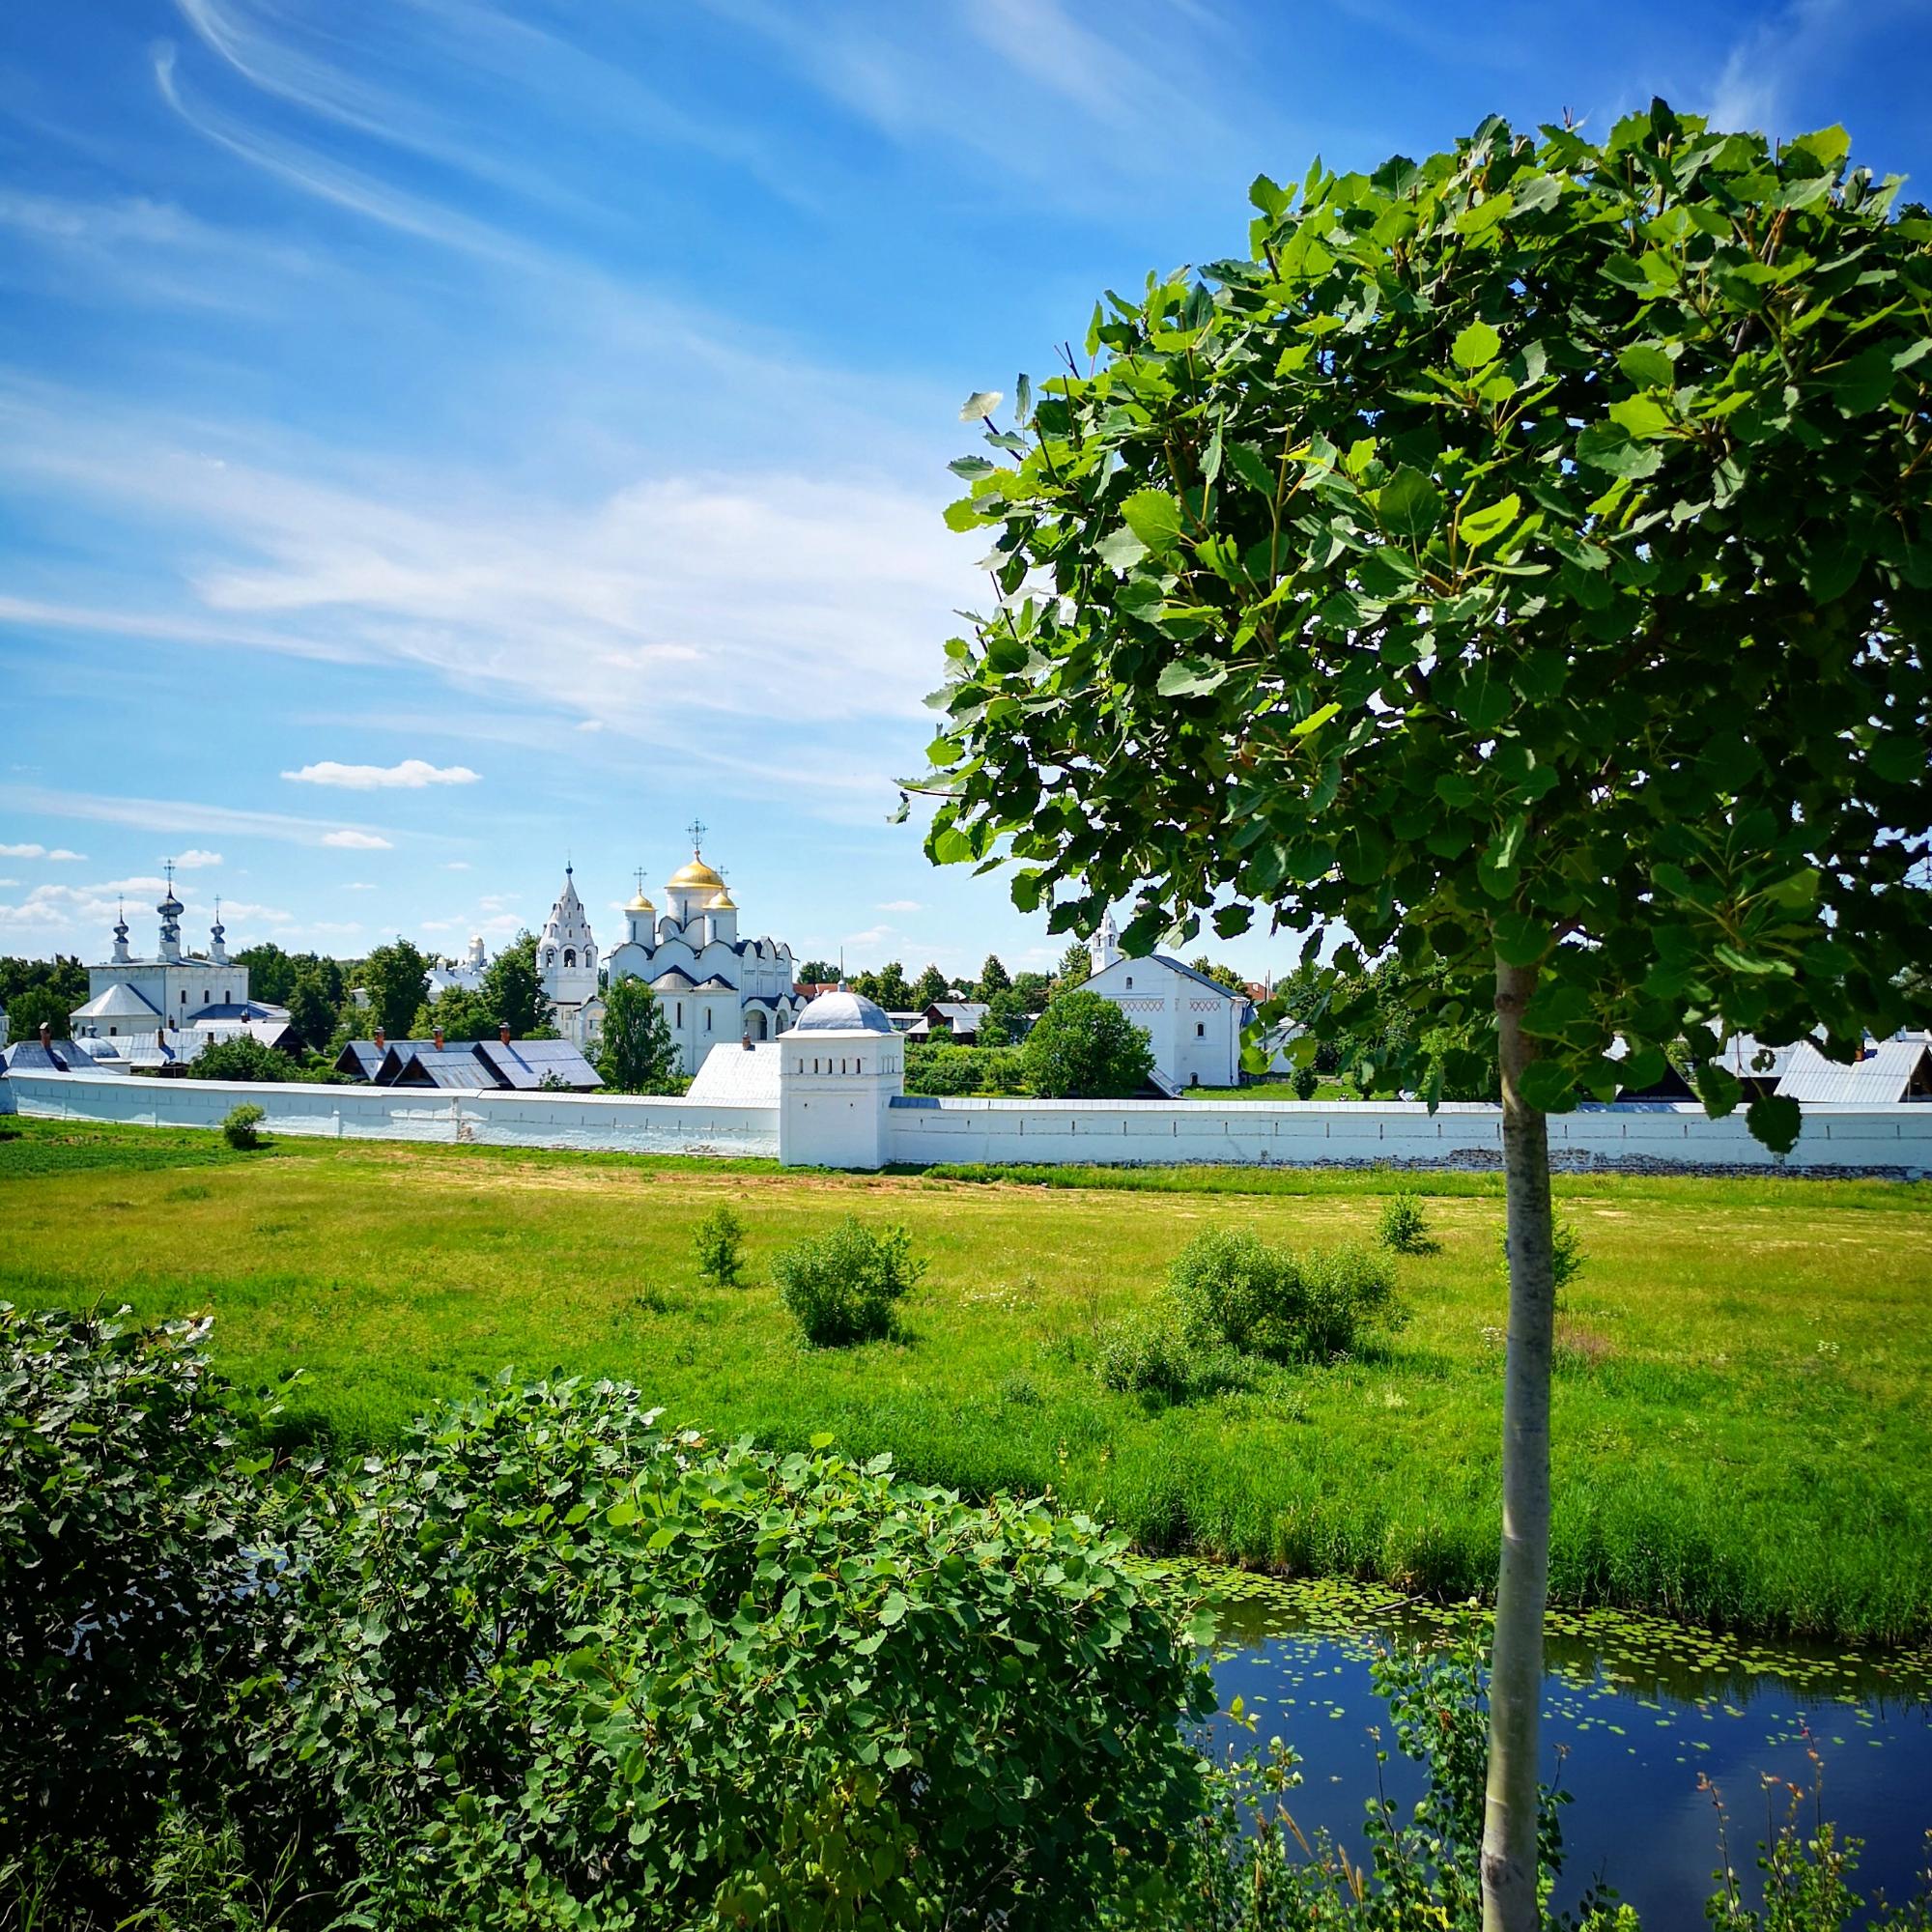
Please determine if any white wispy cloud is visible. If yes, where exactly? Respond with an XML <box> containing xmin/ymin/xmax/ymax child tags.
<box><xmin>442</xmin><ymin>861</ymin><xmax>472</xmax><ymax>870</ymax></box>
<box><xmin>322</xmin><ymin>829</ymin><xmax>393</xmax><ymax>849</ymax></box>
<box><xmin>877</xmin><ymin>898</ymin><xmax>923</xmax><ymax>912</ymax></box>
<box><xmin>173</xmin><ymin>847</ymin><xmax>223</xmax><ymax>867</ymax></box>
<box><xmin>0</xmin><ymin>841</ymin><xmax>89</xmax><ymax>861</ymax></box>
<box><xmin>284</xmin><ymin>759</ymin><xmax>481</xmax><ymax>790</ymax></box>
<box><xmin>0</xmin><ymin>783</ymin><xmax>396</xmax><ymax>849</ymax></box>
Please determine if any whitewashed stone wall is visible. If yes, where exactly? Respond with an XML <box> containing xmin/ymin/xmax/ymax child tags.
<box><xmin>5</xmin><ymin>1071</ymin><xmax>1927</xmax><ymax>1176</ymax></box>
<box><xmin>2</xmin><ymin>1072</ymin><xmax>777</xmax><ymax>1159</ymax></box>
<box><xmin>882</xmin><ymin>1095</ymin><xmax>1932</xmax><ymax>1176</ymax></box>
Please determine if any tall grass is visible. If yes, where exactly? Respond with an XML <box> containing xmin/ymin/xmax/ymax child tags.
<box><xmin>2</xmin><ymin>1119</ymin><xmax>1927</xmax><ymax>1641</ymax></box>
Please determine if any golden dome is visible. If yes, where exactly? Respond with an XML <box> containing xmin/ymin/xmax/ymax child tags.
<box><xmin>627</xmin><ymin>890</ymin><xmax>655</xmax><ymax>913</ymax></box>
<box><xmin>706</xmin><ymin>887</ymin><xmax>737</xmax><ymax>911</ymax></box>
<box><xmin>668</xmin><ymin>858</ymin><xmax>724</xmax><ymax>891</ymax></box>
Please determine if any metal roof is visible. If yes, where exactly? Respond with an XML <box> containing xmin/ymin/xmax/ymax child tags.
<box><xmin>71</xmin><ymin>981</ymin><xmax>164</xmax><ymax>1020</ymax></box>
<box><xmin>1776</xmin><ymin>1037</ymin><xmax>1932</xmax><ymax>1105</ymax></box>
<box><xmin>687</xmin><ymin>1038</ymin><xmax>782</xmax><ymax>1104</ymax></box>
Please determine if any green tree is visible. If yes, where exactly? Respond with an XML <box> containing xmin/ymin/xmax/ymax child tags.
<box><xmin>918</xmin><ymin>106</ymin><xmax>1931</xmax><ymax>1929</ymax></box>
<box><xmin>5</xmin><ymin>983</ymin><xmax>73</xmax><ymax>1043</ymax></box>
<box><xmin>410</xmin><ymin>985</ymin><xmax>499</xmax><ymax>1043</ymax></box>
<box><xmin>975</xmin><ymin>952</ymin><xmax>1012</xmax><ymax>1002</ymax></box>
<box><xmin>982</xmin><ymin>983</ymin><xmax>1037</xmax><ymax>1045</ymax></box>
<box><xmin>481</xmin><ymin>932</ymin><xmax>556</xmax><ymax>1039</ymax></box>
<box><xmin>185</xmin><ymin>1035</ymin><xmax>299</xmax><ymax>1082</ymax></box>
<box><xmin>1188</xmin><ymin>955</ymin><xmax>1249</xmax><ymax>994</ymax></box>
<box><xmin>1019</xmin><ymin>990</ymin><xmax>1155</xmax><ymax>1097</ymax></box>
<box><xmin>358</xmin><ymin>938</ymin><xmax>430</xmax><ymax>1042</ymax></box>
<box><xmin>232</xmin><ymin>942</ymin><xmax>295</xmax><ymax>1008</ymax></box>
<box><xmin>794</xmin><ymin>958</ymin><xmax>838</xmax><ymax>985</ymax></box>
<box><xmin>285</xmin><ymin>968</ymin><xmax>341</xmax><ymax>1055</ymax></box>
<box><xmin>595</xmin><ymin>974</ymin><xmax>682</xmax><ymax>1094</ymax></box>
<box><xmin>1052</xmin><ymin>940</ymin><xmax>1091</xmax><ymax>994</ymax></box>
<box><xmin>852</xmin><ymin>960</ymin><xmax>914</xmax><ymax>1010</ymax></box>
<box><xmin>912</xmin><ymin>962</ymin><xmax>950</xmax><ymax>1007</ymax></box>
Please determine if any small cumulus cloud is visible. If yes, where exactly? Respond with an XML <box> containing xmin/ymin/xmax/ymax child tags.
<box><xmin>0</xmin><ymin>842</ymin><xmax>87</xmax><ymax>860</ymax></box>
<box><xmin>344</xmin><ymin>881</ymin><xmax>376</xmax><ymax>891</ymax></box>
<box><xmin>442</xmin><ymin>860</ymin><xmax>471</xmax><ymax>870</ymax></box>
<box><xmin>876</xmin><ymin>898</ymin><xmax>923</xmax><ymax>912</ymax></box>
<box><xmin>322</xmin><ymin>829</ymin><xmax>393</xmax><ymax>849</ymax></box>
<box><xmin>284</xmin><ymin>759</ymin><xmax>481</xmax><ymax>790</ymax></box>
<box><xmin>576</xmin><ymin>720</ymin><xmax>605</xmax><ymax>733</ymax></box>
<box><xmin>173</xmin><ymin>848</ymin><xmax>222</xmax><ymax>867</ymax></box>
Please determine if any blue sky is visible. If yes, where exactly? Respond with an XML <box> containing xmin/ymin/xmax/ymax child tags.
<box><xmin>3</xmin><ymin>1</ymin><xmax>1927</xmax><ymax>982</ymax></box>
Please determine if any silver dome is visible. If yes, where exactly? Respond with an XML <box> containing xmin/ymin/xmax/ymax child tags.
<box><xmin>792</xmin><ymin>987</ymin><xmax>895</xmax><ymax>1035</ymax></box>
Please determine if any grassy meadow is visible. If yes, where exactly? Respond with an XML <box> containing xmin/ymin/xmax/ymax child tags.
<box><xmin>3</xmin><ymin>1116</ymin><xmax>1929</xmax><ymax>1643</ymax></box>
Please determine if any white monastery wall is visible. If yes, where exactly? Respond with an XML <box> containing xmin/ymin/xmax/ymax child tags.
<box><xmin>4</xmin><ymin>1072</ymin><xmax>1927</xmax><ymax>1175</ymax></box>
<box><xmin>880</xmin><ymin>1096</ymin><xmax>1932</xmax><ymax>1175</ymax></box>
<box><xmin>2</xmin><ymin>1071</ymin><xmax>778</xmax><ymax>1159</ymax></box>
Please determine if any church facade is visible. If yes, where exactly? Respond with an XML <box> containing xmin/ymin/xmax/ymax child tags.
<box><xmin>68</xmin><ymin>865</ymin><xmax>290</xmax><ymax>1056</ymax></box>
<box><xmin>537</xmin><ymin>829</ymin><xmax>805</xmax><ymax>1074</ymax></box>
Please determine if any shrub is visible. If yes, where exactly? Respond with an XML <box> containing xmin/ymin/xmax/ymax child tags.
<box><xmin>903</xmin><ymin>1043</ymin><xmax>1029</xmax><ymax>1095</ymax></box>
<box><xmin>220</xmin><ymin>1102</ymin><xmax>267</xmax><ymax>1151</ymax></box>
<box><xmin>1020</xmin><ymin>989</ymin><xmax>1155</xmax><ymax>1097</ymax></box>
<box><xmin>1497</xmin><ymin>1214</ymin><xmax>1586</xmax><ymax>1300</ymax></box>
<box><xmin>1166</xmin><ymin>1229</ymin><xmax>1404</xmax><ymax>1364</ymax></box>
<box><xmin>1292</xmin><ymin>1064</ymin><xmax>1320</xmax><ymax>1100</ymax></box>
<box><xmin>773</xmin><ymin>1216</ymin><xmax>924</xmax><ymax>1347</ymax></box>
<box><xmin>248</xmin><ymin>1377</ymin><xmax>1213</xmax><ymax>1928</ymax></box>
<box><xmin>185</xmin><ymin>1036</ymin><xmax>299</xmax><ymax>1084</ymax></box>
<box><xmin>0</xmin><ymin>1306</ymin><xmax>275</xmax><ymax>1924</ymax></box>
<box><xmin>691</xmin><ymin>1203</ymin><xmax>746</xmax><ymax>1286</ymax></box>
<box><xmin>1098</xmin><ymin>1312</ymin><xmax>1195</xmax><ymax>1402</ymax></box>
<box><xmin>1377</xmin><ymin>1186</ymin><xmax>1435</xmax><ymax>1255</ymax></box>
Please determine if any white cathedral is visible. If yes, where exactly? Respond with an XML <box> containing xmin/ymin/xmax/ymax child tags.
<box><xmin>535</xmin><ymin>825</ymin><xmax>804</xmax><ymax>1075</ymax></box>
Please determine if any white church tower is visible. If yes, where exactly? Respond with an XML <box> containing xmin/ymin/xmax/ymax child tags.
<box><xmin>1090</xmin><ymin>911</ymin><xmax>1122</xmax><ymax>976</ymax></box>
<box><xmin>537</xmin><ymin>864</ymin><xmax>599</xmax><ymax>1014</ymax></box>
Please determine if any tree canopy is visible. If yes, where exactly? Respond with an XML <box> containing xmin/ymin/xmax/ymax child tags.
<box><xmin>357</xmin><ymin>939</ymin><xmax>430</xmax><ymax>1043</ymax></box>
<box><xmin>1020</xmin><ymin>989</ymin><xmax>1155</xmax><ymax>1097</ymax></box>
<box><xmin>920</xmin><ymin>105</ymin><xmax>1930</xmax><ymax>1146</ymax></box>
<box><xmin>595</xmin><ymin>974</ymin><xmax>683</xmax><ymax>1094</ymax></box>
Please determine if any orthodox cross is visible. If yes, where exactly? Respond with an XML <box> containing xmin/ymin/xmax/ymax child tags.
<box><xmin>687</xmin><ymin>817</ymin><xmax>707</xmax><ymax>856</ymax></box>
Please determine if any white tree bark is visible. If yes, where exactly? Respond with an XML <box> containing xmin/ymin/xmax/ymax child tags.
<box><xmin>1481</xmin><ymin>955</ymin><xmax>1556</xmax><ymax>1932</ymax></box>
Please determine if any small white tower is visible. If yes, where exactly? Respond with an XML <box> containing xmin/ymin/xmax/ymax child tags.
<box><xmin>537</xmin><ymin>863</ymin><xmax>599</xmax><ymax>1012</ymax></box>
<box><xmin>156</xmin><ymin>862</ymin><xmax>184</xmax><ymax>964</ymax></box>
<box><xmin>1090</xmin><ymin>911</ymin><xmax>1122</xmax><ymax>976</ymax></box>
<box><xmin>778</xmin><ymin>987</ymin><xmax>903</xmax><ymax>1169</ymax></box>
<box><xmin>624</xmin><ymin>868</ymin><xmax>657</xmax><ymax>946</ymax></box>
<box><xmin>465</xmin><ymin>933</ymin><xmax>487</xmax><ymax>973</ymax></box>
<box><xmin>209</xmin><ymin>898</ymin><xmax>228</xmax><ymax>966</ymax></box>
<box><xmin>111</xmin><ymin>900</ymin><xmax>131</xmax><ymax>966</ymax></box>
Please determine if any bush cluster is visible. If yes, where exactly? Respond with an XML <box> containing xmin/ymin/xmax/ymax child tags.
<box><xmin>220</xmin><ymin>1102</ymin><xmax>267</xmax><ymax>1151</ymax></box>
<box><xmin>1377</xmin><ymin>1186</ymin><xmax>1435</xmax><ymax>1254</ymax></box>
<box><xmin>0</xmin><ymin>1306</ymin><xmax>1213</xmax><ymax>1930</ymax></box>
<box><xmin>772</xmin><ymin>1215</ymin><xmax>924</xmax><ymax>1347</ymax></box>
<box><xmin>1167</xmin><ymin>1229</ymin><xmax>1404</xmax><ymax>1365</ymax></box>
<box><xmin>902</xmin><ymin>1042</ymin><xmax>1029</xmax><ymax>1095</ymax></box>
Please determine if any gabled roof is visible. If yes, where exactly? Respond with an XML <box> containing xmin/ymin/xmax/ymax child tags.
<box><xmin>473</xmin><ymin>1037</ymin><xmax>601</xmax><ymax>1090</ymax></box>
<box><xmin>71</xmin><ymin>981</ymin><xmax>163</xmax><ymax>1021</ymax></box>
<box><xmin>1776</xmin><ymin>1037</ymin><xmax>1932</xmax><ymax>1105</ymax></box>
<box><xmin>646</xmin><ymin>968</ymin><xmax>696</xmax><ymax>992</ymax></box>
<box><xmin>928</xmin><ymin>1001</ymin><xmax>990</xmax><ymax>1028</ymax></box>
<box><xmin>334</xmin><ymin>1038</ymin><xmax>429</xmax><ymax>1081</ymax></box>
<box><xmin>3</xmin><ymin>1039</ymin><xmax>109</xmax><ymax>1074</ymax></box>
<box><xmin>687</xmin><ymin>1038</ymin><xmax>782</xmax><ymax>1104</ymax></box>
<box><xmin>189</xmin><ymin>1000</ymin><xmax>291</xmax><ymax>1024</ymax></box>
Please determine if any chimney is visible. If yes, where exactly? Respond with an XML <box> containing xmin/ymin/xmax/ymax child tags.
<box><xmin>375</xmin><ymin>1027</ymin><xmax>385</xmax><ymax>1051</ymax></box>
<box><xmin>434</xmin><ymin>1025</ymin><xmax>444</xmax><ymax>1051</ymax></box>
<box><xmin>742</xmin><ymin>1030</ymin><xmax>753</xmax><ymax>1052</ymax></box>
<box><xmin>498</xmin><ymin>1021</ymin><xmax>511</xmax><ymax>1045</ymax></box>
<box><xmin>39</xmin><ymin>1020</ymin><xmax>51</xmax><ymax>1048</ymax></box>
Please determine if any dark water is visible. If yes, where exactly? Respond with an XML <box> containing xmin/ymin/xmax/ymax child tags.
<box><xmin>1203</xmin><ymin>1577</ymin><xmax>1932</xmax><ymax>1924</ymax></box>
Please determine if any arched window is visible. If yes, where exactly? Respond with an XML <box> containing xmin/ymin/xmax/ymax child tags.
<box><xmin>546</xmin><ymin>948</ymin><xmax>556</xmax><ymax>965</ymax></box>
<box><xmin>675</xmin><ymin>1002</ymin><xmax>683</xmax><ymax>1026</ymax></box>
<box><xmin>563</xmin><ymin>948</ymin><xmax>575</xmax><ymax>968</ymax></box>
<box><xmin>704</xmin><ymin>1009</ymin><xmax>712</xmax><ymax>1033</ymax></box>
<box><xmin>1196</xmin><ymin>1022</ymin><xmax>1205</xmax><ymax>1037</ymax></box>
<box><xmin>1124</xmin><ymin>976</ymin><xmax>1133</xmax><ymax>988</ymax></box>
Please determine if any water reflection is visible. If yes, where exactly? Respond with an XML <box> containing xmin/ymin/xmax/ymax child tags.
<box><xmin>1202</xmin><ymin>1577</ymin><xmax>1932</xmax><ymax>1924</ymax></box>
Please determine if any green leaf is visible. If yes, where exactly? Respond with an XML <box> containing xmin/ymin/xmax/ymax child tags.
<box><xmin>1492</xmin><ymin>912</ymin><xmax>1551</xmax><ymax>967</ymax></box>
<box><xmin>1156</xmin><ymin>658</ymin><xmax>1230</xmax><ymax>697</ymax></box>
<box><xmin>1607</xmin><ymin>394</ymin><xmax>1673</xmax><ymax>439</ymax></box>
<box><xmin>605</xmin><ymin>1499</ymin><xmax>639</xmax><ymax>1528</ymax></box>
<box><xmin>1693</xmin><ymin>1063</ymin><xmax>1744</xmax><ymax>1118</ymax></box>
<box><xmin>1576</xmin><ymin>421</ymin><xmax>1663</xmax><ymax>477</ymax></box>
<box><xmin>1518</xmin><ymin>1060</ymin><xmax>1577</xmax><ymax>1112</ymax></box>
<box><xmin>1453</xmin><ymin>320</ymin><xmax>1502</xmax><ymax>369</ymax></box>
<box><xmin>1747</xmin><ymin>1093</ymin><xmax>1803</xmax><ymax>1155</ymax></box>
<box><xmin>1121</xmin><ymin>489</ymin><xmax>1187</xmax><ymax>554</ymax></box>
<box><xmin>1617</xmin><ymin>343</ymin><xmax>1674</xmax><ymax>388</ymax></box>
<box><xmin>958</xmin><ymin>390</ymin><xmax>1003</xmax><ymax>422</ymax></box>
<box><xmin>1292</xmin><ymin>701</ymin><xmax>1341</xmax><ymax>737</ymax></box>
<box><xmin>810</xmin><ymin>1431</ymin><xmax>836</xmax><ymax>1450</ymax></box>
<box><xmin>944</xmin><ymin>497</ymin><xmax>994</xmax><ymax>533</ymax></box>
<box><xmin>1097</xmin><ymin>525</ymin><xmax>1149</xmax><ymax>570</ymax></box>
<box><xmin>1225</xmin><ymin>441</ymin><xmax>1276</xmax><ymax>497</ymax></box>
<box><xmin>1458</xmin><ymin>492</ymin><xmax>1520</xmax><ymax>549</ymax></box>
<box><xmin>1376</xmin><ymin>466</ymin><xmax>1445</xmax><ymax>538</ymax></box>
<box><xmin>949</xmin><ymin>456</ymin><xmax>997</xmax><ymax>480</ymax></box>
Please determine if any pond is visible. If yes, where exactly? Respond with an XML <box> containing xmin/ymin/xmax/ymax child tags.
<box><xmin>1201</xmin><ymin>1572</ymin><xmax>1932</xmax><ymax>1923</ymax></box>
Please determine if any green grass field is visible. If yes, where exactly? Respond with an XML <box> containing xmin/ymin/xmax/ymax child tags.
<box><xmin>4</xmin><ymin>1116</ymin><xmax>1929</xmax><ymax>1643</ymax></box>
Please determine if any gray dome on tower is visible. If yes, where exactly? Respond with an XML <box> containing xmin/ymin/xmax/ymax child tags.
<box><xmin>793</xmin><ymin>987</ymin><xmax>894</xmax><ymax>1035</ymax></box>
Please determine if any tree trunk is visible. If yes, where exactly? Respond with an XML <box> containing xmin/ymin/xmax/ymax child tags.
<box><xmin>1481</xmin><ymin>956</ymin><xmax>1556</xmax><ymax>1932</ymax></box>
